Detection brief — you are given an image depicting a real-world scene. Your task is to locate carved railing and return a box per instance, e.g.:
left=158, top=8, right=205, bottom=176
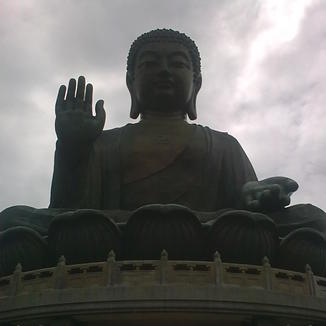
left=0, top=251, right=324, bottom=300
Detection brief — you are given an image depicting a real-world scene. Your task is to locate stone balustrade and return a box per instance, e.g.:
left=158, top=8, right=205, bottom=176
left=0, top=251, right=325, bottom=300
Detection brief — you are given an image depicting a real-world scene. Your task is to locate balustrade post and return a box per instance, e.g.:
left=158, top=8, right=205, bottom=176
left=106, top=250, right=116, bottom=286
left=10, top=263, right=22, bottom=296
left=214, top=251, right=223, bottom=285
left=54, top=256, right=67, bottom=289
left=305, top=264, right=316, bottom=296
left=160, top=249, right=168, bottom=284
left=262, top=256, right=272, bottom=290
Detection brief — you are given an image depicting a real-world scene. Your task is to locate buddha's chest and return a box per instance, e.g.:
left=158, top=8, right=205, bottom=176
left=121, top=122, right=206, bottom=184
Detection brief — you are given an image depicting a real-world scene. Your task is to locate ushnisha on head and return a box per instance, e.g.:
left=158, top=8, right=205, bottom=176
left=127, top=29, right=202, bottom=120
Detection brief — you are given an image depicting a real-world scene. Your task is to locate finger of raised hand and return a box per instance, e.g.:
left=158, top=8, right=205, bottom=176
left=55, top=85, right=66, bottom=114
left=76, top=76, right=86, bottom=105
left=85, top=83, right=93, bottom=114
left=66, top=78, right=76, bottom=102
left=95, top=100, right=106, bottom=127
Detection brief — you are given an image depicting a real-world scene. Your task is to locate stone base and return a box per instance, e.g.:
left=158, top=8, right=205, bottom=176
left=1, top=257, right=326, bottom=325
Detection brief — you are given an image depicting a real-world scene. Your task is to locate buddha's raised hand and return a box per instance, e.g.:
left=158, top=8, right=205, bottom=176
left=55, top=76, right=106, bottom=144
left=242, top=177, right=299, bottom=212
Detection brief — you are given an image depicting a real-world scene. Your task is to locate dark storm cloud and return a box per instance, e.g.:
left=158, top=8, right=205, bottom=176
left=0, top=0, right=324, bottom=212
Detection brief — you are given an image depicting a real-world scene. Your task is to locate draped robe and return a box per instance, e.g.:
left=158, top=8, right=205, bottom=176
left=50, top=119, right=257, bottom=211
left=1, top=120, right=325, bottom=236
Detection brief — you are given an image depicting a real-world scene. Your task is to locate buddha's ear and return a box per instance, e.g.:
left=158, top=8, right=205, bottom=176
left=195, top=74, right=202, bottom=93
left=126, top=72, right=140, bottom=119
left=187, top=74, right=202, bottom=120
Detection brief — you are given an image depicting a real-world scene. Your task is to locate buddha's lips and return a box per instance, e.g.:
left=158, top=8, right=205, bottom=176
left=155, top=80, right=174, bottom=88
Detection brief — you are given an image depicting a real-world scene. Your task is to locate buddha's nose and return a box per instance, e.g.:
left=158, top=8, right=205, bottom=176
left=158, top=60, right=171, bottom=76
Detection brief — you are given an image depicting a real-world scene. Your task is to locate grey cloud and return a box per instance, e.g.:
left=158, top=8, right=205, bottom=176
left=0, top=0, right=325, bottom=213
left=223, top=1, right=326, bottom=210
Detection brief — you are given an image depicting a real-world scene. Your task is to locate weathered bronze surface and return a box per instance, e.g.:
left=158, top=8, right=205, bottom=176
left=0, top=29, right=325, bottom=276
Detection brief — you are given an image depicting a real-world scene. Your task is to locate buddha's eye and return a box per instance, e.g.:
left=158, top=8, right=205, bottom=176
left=170, top=60, right=190, bottom=69
left=138, top=61, right=159, bottom=69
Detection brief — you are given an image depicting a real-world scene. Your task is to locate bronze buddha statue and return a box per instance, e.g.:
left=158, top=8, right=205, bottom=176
left=1, top=29, right=325, bottom=276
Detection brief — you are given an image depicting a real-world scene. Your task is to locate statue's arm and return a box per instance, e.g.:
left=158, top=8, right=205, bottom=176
left=219, top=134, right=298, bottom=212
left=218, top=134, right=258, bottom=209
left=49, top=76, right=106, bottom=209
left=49, top=140, right=93, bottom=209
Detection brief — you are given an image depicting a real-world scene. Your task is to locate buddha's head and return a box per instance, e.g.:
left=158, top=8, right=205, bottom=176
left=127, top=29, right=202, bottom=120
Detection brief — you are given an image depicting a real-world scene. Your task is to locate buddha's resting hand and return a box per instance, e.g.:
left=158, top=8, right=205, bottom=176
left=242, top=177, right=299, bottom=212
left=55, top=76, right=106, bottom=145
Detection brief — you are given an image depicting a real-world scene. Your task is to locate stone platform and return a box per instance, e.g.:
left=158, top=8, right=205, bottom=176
left=0, top=252, right=326, bottom=325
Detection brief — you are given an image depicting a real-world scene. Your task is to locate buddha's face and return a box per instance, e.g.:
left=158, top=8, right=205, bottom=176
left=129, top=42, right=197, bottom=115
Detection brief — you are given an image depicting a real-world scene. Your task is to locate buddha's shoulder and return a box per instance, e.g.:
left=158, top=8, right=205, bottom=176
left=192, top=124, right=241, bottom=147
left=97, top=124, right=135, bottom=141
left=97, top=123, right=241, bottom=148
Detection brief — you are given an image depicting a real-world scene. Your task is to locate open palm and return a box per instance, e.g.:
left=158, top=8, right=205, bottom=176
left=55, top=76, right=106, bottom=144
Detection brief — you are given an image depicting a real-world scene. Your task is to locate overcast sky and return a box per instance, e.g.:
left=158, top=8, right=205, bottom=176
left=0, top=0, right=325, bottom=212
